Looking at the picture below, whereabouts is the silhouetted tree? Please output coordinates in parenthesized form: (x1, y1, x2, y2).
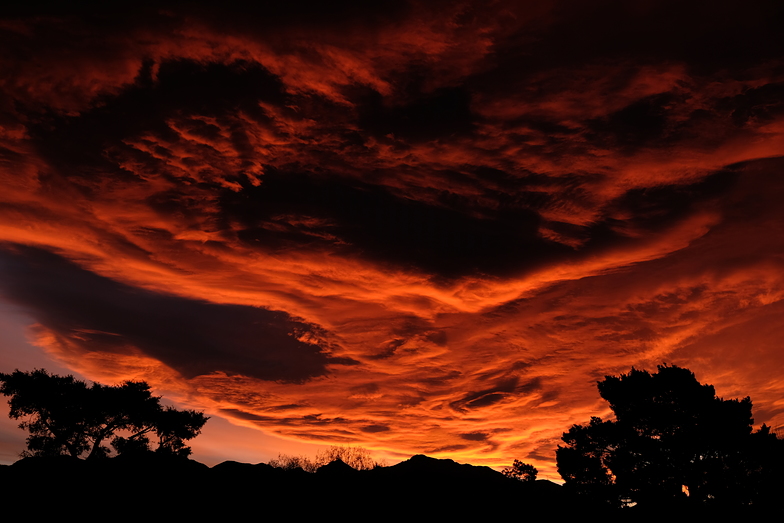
(556, 364, 780, 509)
(268, 452, 318, 472)
(268, 445, 385, 472)
(502, 459, 538, 481)
(0, 369, 208, 459)
(267, 454, 318, 472)
(315, 445, 385, 470)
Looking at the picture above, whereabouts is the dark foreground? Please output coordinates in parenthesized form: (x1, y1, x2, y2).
(0, 454, 775, 520)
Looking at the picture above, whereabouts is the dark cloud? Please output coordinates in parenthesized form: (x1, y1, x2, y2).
(25, 59, 288, 176)
(596, 168, 738, 237)
(361, 424, 390, 433)
(8, 5, 769, 286)
(459, 432, 490, 442)
(0, 245, 336, 382)
(222, 169, 568, 278)
(588, 93, 675, 150)
(415, 370, 463, 386)
(450, 378, 520, 413)
(503, 0, 784, 70)
(0, 0, 409, 27)
(219, 408, 273, 423)
(727, 82, 784, 127)
(183, 0, 411, 33)
(357, 86, 475, 142)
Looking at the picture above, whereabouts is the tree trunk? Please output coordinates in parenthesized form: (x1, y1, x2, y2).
(87, 437, 104, 459)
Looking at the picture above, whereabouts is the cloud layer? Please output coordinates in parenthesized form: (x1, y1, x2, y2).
(1, 0, 784, 476)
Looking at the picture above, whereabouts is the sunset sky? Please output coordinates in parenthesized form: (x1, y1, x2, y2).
(1, 1, 784, 479)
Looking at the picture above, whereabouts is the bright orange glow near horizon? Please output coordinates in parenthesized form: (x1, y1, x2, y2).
(1, 1, 784, 479)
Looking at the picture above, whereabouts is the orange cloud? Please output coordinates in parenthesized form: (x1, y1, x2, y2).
(1, 2, 784, 479)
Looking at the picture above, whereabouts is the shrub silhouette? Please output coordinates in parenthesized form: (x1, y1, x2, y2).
(268, 445, 384, 472)
(556, 364, 782, 509)
(314, 445, 385, 470)
(0, 369, 208, 459)
(268, 452, 318, 472)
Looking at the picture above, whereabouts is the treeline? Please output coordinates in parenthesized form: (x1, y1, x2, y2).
(2, 365, 784, 516)
(0, 452, 568, 519)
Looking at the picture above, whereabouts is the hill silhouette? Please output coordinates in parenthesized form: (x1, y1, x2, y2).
(2, 450, 780, 518)
(0, 453, 576, 520)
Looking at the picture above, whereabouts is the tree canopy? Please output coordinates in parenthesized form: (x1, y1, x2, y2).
(556, 364, 783, 509)
(502, 459, 538, 482)
(0, 369, 208, 459)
